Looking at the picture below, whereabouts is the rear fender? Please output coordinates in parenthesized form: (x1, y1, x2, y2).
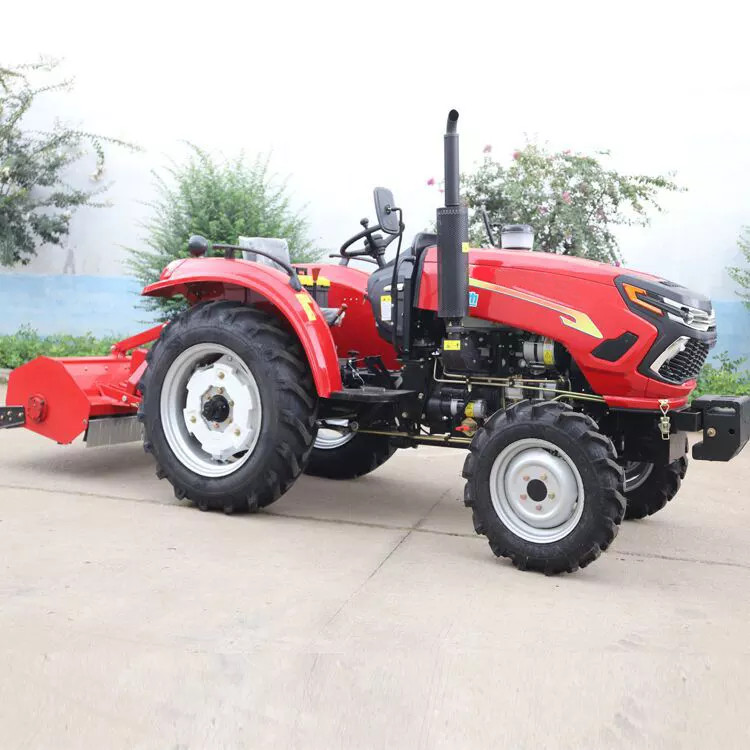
(142, 258, 342, 396)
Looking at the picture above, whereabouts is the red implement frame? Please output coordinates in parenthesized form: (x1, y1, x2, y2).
(6, 325, 164, 444)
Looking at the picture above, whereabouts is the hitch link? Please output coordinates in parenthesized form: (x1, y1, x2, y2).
(658, 399, 671, 441)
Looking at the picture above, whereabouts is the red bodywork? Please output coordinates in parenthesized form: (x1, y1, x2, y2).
(6, 246, 689, 444)
(7, 326, 163, 443)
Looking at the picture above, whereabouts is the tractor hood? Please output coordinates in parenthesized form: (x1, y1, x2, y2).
(469, 247, 660, 286)
(467, 247, 712, 312)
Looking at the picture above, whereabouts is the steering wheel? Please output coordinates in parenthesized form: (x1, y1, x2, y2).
(336, 218, 400, 267)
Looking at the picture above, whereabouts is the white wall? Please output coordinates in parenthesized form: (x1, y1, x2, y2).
(1, 0, 749, 301)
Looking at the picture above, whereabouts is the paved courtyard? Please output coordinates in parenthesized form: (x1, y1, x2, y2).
(1, 385, 749, 748)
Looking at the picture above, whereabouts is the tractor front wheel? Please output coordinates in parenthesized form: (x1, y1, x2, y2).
(621, 456, 688, 520)
(463, 401, 626, 574)
(138, 301, 317, 513)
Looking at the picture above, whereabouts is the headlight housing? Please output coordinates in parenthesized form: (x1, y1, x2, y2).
(620, 281, 716, 333)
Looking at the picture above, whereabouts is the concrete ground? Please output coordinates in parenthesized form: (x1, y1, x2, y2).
(1, 384, 749, 749)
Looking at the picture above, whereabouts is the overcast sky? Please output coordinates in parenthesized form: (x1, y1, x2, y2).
(3, 0, 749, 297)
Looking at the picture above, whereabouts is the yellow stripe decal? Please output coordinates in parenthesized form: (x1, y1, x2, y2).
(469, 278, 603, 339)
(295, 292, 317, 322)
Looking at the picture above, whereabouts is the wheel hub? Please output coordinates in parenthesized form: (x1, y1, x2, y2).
(202, 394, 231, 423)
(181, 356, 258, 461)
(490, 439, 585, 544)
(160, 344, 263, 478)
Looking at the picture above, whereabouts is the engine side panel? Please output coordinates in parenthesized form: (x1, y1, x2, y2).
(417, 249, 695, 407)
(294, 263, 399, 369)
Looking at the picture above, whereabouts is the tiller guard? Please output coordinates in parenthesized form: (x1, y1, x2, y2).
(2, 325, 163, 444)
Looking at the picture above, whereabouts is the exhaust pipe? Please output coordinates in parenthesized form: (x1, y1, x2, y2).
(437, 109, 469, 321)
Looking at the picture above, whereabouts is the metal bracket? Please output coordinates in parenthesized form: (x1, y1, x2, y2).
(658, 399, 671, 441)
(0, 406, 26, 429)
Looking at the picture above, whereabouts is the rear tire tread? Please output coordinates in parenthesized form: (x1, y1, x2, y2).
(138, 301, 317, 513)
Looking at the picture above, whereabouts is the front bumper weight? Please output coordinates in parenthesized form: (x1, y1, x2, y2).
(0, 406, 26, 429)
(690, 395, 750, 462)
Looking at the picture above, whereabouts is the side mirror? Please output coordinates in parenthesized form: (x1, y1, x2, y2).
(187, 234, 209, 257)
(373, 187, 400, 235)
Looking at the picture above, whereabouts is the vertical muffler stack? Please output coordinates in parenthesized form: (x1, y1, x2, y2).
(437, 109, 469, 323)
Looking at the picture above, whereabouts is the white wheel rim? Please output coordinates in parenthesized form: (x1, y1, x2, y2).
(624, 461, 653, 492)
(160, 343, 262, 478)
(489, 438, 585, 544)
(314, 419, 355, 450)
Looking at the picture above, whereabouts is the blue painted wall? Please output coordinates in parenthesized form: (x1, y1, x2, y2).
(0, 273, 748, 364)
(0, 275, 155, 337)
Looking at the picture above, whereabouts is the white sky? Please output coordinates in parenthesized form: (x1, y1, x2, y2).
(3, 0, 749, 297)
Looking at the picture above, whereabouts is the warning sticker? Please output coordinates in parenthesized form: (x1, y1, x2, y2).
(380, 294, 392, 322)
(443, 339, 461, 351)
(468, 291, 479, 308)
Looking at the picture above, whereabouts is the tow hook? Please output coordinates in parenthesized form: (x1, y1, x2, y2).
(658, 399, 671, 441)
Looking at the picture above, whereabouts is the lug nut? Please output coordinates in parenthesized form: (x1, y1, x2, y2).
(190, 416, 197, 424)
(522, 475, 530, 481)
(536, 504, 542, 511)
(707, 427, 717, 438)
(520, 494, 527, 500)
(218, 371, 225, 380)
(234, 428, 241, 436)
(549, 492, 556, 500)
(540, 473, 548, 481)
(217, 387, 224, 394)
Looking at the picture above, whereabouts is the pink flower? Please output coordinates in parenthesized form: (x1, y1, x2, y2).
(512, 150, 521, 160)
(483, 144, 492, 154)
(538, 206, 549, 215)
(438, 188, 445, 194)
(426, 177, 435, 186)
(563, 149, 571, 155)
(561, 191, 572, 205)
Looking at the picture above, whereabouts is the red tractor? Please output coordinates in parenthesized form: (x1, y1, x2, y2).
(3, 110, 748, 574)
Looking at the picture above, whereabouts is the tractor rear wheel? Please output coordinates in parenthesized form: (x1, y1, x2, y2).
(463, 401, 626, 574)
(304, 421, 396, 479)
(138, 301, 317, 513)
(621, 456, 688, 520)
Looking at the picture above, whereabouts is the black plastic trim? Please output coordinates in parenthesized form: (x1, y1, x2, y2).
(591, 331, 639, 362)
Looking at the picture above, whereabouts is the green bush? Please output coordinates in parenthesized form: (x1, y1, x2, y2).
(127, 145, 320, 320)
(0, 326, 117, 370)
(693, 352, 750, 399)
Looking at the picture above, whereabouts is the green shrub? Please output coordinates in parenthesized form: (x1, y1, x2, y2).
(0, 326, 117, 370)
(127, 145, 320, 320)
(693, 352, 750, 399)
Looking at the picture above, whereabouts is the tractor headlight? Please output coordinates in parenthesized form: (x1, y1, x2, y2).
(620, 282, 715, 333)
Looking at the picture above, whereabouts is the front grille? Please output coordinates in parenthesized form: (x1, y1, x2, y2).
(659, 338, 710, 383)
